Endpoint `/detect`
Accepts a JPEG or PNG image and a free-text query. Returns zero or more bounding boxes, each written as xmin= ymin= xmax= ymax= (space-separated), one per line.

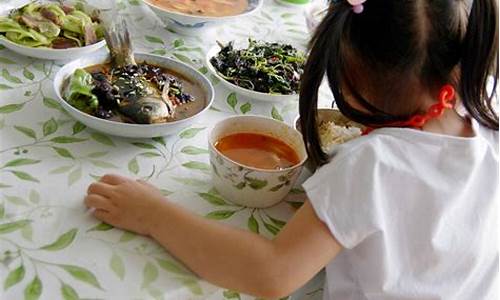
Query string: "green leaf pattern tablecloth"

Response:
xmin=0 ymin=1 xmax=329 ymax=299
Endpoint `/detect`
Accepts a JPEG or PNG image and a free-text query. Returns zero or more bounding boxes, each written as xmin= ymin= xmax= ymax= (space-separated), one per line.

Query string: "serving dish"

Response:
xmin=0 ymin=0 xmax=106 ymax=60
xmin=54 ymin=52 xmax=214 ymax=138
xmin=142 ymin=0 xmax=263 ymax=36
xmin=206 ymin=39 xmax=304 ymax=102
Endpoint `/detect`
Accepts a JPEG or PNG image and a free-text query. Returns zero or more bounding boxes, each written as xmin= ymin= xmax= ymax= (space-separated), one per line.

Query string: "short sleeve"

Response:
xmin=302 ymin=145 xmax=383 ymax=249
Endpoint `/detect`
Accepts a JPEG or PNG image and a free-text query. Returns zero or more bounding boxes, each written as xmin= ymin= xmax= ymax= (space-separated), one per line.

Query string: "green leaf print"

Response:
xmin=179 ymin=278 xmax=202 ymax=295
xmin=72 ymin=122 xmax=87 ymax=135
xmin=247 ymin=214 xmax=259 ymax=234
xmin=51 ymin=136 xmax=86 ymax=144
xmin=14 ymin=126 xmax=36 ymax=139
xmin=226 ymin=92 xmax=238 ymax=112
xmin=0 ymin=57 xmax=15 ymax=64
xmin=0 ymin=84 xmax=13 ymax=90
xmin=43 ymin=118 xmax=58 ymax=136
xmin=40 ymin=228 xmax=78 ymax=251
xmin=173 ymin=38 xmax=184 ymax=48
xmin=5 ymin=195 xmax=29 ymax=206
xmin=59 ymin=264 xmax=102 ymax=289
xmin=90 ymin=160 xmax=118 ymax=169
xmin=2 ymin=69 xmax=22 ymax=84
xmin=173 ymin=53 xmax=192 ymax=64
xmin=119 ymin=231 xmax=137 ymax=243
xmin=132 ymin=142 xmax=156 ymax=149
xmin=4 ymin=264 xmax=25 ymax=290
xmin=205 ymin=210 xmax=236 ymax=220
xmin=68 ymin=167 xmax=82 ymax=186
xmin=90 ymin=132 xmax=115 ymax=146
xmin=128 ymin=157 xmax=139 ymax=174
xmin=52 ymin=147 xmax=74 ymax=159
xmin=0 ymin=103 xmax=24 ymax=114
xmin=240 ymin=102 xmax=252 ymax=114
xmin=43 ymin=97 xmax=62 ymax=110
xmin=156 ymin=259 xmax=189 ymax=276
xmin=61 ymin=283 xmax=79 ymax=300
xmin=269 ymin=216 xmax=286 ymax=228
xmin=198 ymin=193 xmax=227 ymax=206
xmin=0 ymin=220 xmax=31 ymax=234
xmin=29 ymin=190 xmax=40 ymax=203
xmin=263 ymin=222 xmax=280 ymax=235
xmin=181 ymin=146 xmax=208 ymax=155
xmin=152 ymin=136 xmax=166 ymax=146
xmin=145 ymin=35 xmax=164 ymax=44
xmin=182 ymin=161 xmax=210 ymax=172
xmin=245 ymin=177 xmax=268 ymax=190
xmin=271 ymin=106 xmax=284 ymax=121
xmin=151 ymin=49 xmax=167 ymax=56
xmin=24 ymin=276 xmax=42 ymax=300
xmin=21 ymin=224 xmax=33 ymax=241
xmin=141 ymin=262 xmax=158 ymax=289
xmin=0 ymin=203 xmax=4 ymax=218
xmin=87 ymin=151 xmax=108 ymax=158
xmin=23 ymin=68 xmax=34 ymax=81
xmin=179 ymin=127 xmax=205 ymax=139
xmin=49 ymin=165 xmax=73 ymax=174
xmin=88 ymin=222 xmax=113 ymax=232
xmin=9 ymin=171 xmax=39 ymax=182
xmin=110 ymin=253 xmax=125 ymax=280
xmin=2 ymin=158 xmax=40 ymax=168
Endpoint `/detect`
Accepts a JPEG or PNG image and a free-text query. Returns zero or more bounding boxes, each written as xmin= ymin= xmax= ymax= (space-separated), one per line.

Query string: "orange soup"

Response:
xmin=147 ymin=0 xmax=249 ymax=17
xmin=215 ymin=133 xmax=300 ymax=170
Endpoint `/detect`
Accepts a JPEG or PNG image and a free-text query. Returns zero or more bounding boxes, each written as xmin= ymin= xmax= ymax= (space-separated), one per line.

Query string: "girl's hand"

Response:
xmin=84 ymin=174 xmax=166 ymax=236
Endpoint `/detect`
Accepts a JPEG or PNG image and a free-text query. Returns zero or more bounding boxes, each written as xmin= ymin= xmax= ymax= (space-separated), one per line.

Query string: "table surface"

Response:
xmin=0 ymin=1 xmax=331 ymax=299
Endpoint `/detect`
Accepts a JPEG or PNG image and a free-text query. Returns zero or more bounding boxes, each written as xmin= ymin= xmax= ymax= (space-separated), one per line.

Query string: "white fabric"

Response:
xmin=303 ymin=119 xmax=499 ymax=300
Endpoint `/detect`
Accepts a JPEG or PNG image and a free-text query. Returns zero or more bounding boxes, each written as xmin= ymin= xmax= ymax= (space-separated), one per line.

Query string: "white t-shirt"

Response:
xmin=303 ymin=119 xmax=499 ymax=300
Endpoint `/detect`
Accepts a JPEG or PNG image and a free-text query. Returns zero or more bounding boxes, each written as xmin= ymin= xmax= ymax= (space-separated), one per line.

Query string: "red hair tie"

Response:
xmin=362 ymin=85 xmax=456 ymax=135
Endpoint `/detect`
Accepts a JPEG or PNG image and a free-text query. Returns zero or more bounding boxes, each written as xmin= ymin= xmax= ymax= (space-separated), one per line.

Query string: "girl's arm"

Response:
xmin=85 ymin=174 xmax=342 ymax=299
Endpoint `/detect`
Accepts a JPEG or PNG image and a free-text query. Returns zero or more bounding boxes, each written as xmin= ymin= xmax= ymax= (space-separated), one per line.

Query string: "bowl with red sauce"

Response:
xmin=209 ymin=115 xmax=307 ymax=208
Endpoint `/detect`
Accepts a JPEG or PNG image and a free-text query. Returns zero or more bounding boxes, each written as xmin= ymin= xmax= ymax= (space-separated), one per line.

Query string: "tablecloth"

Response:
xmin=0 ymin=1 xmax=330 ymax=299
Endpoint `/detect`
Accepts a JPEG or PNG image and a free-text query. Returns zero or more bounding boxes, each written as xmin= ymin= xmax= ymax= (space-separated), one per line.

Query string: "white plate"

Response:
xmin=142 ymin=0 xmax=263 ymax=36
xmin=53 ymin=52 xmax=214 ymax=138
xmin=0 ymin=1 xmax=106 ymax=60
xmin=205 ymin=44 xmax=300 ymax=102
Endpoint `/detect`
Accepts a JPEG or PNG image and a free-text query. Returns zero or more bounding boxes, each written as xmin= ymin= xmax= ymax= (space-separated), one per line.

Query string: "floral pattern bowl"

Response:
xmin=142 ymin=0 xmax=263 ymax=36
xmin=209 ymin=115 xmax=307 ymax=208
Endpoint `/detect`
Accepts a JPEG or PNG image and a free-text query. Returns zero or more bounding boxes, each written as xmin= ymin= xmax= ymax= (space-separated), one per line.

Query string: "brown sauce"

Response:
xmin=83 ymin=61 xmax=206 ymax=123
xmin=147 ymin=0 xmax=248 ymax=17
xmin=215 ymin=133 xmax=300 ymax=170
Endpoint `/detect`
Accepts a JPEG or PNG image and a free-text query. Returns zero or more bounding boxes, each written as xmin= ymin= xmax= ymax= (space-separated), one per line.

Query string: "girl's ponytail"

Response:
xmin=299 ymin=3 xmax=351 ymax=166
xmin=459 ymin=0 xmax=499 ymax=130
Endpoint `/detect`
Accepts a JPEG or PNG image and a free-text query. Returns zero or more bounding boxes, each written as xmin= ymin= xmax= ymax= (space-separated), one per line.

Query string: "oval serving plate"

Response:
xmin=53 ymin=52 xmax=214 ymax=138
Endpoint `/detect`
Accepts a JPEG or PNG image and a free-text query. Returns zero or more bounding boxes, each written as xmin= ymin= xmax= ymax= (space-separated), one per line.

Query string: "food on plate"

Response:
xmin=215 ymin=133 xmax=300 ymax=170
xmin=210 ymin=39 xmax=305 ymax=95
xmin=62 ymin=20 xmax=203 ymax=124
xmin=0 ymin=1 xmax=103 ymax=48
xmin=146 ymin=0 xmax=249 ymax=17
xmin=318 ymin=119 xmax=362 ymax=152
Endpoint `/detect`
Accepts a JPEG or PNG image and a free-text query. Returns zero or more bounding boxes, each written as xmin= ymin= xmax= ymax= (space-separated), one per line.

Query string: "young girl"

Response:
xmin=84 ymin=0 xmax=499 ymax=299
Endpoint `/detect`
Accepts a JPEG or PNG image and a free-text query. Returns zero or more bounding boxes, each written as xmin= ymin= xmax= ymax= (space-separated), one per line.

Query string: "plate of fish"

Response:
xmin=53 ymin=19 xmax=214 ymax=138
xmin=0 ymin=1 xmax=106 ymax=60
xmin=206 ymin=39 xmax=305 ymax=102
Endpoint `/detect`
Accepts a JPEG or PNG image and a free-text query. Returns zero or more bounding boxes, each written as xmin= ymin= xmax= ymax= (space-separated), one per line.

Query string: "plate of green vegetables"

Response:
xmin=206 ymin=39 xmax=306 ymax=102
xmin=0 ymin=1 xmax=106 ymax=60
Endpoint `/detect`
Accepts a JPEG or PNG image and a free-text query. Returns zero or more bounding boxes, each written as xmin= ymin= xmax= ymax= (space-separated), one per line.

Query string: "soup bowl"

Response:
xmin=53 ymin=52 xmax=214 ymax=138
xmin=209 ymin=116 xmax=307 ymax=208
xmin=142 ymin=0 xmax=263 ymax=36
xmin=0 ymin=0 xmax=107 ymax=60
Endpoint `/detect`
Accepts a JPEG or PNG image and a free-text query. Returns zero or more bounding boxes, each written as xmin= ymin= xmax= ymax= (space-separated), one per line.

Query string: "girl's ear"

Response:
xmin=459 ymin=0 xmax=499 ymax=129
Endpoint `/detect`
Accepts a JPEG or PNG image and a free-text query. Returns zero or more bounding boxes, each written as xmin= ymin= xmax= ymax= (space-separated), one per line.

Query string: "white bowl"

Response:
xmin=142 ymin=0 xmax=263 ymax=36
xmin=209 ymin=115 xmax=307 ymax=208
xmin=0 ymin=1 xmax=106 ymax=60
xmin=206 ymin=44 xmax=300 ymax=102
xmin=53 ymin=52 xmax=214 ymax=138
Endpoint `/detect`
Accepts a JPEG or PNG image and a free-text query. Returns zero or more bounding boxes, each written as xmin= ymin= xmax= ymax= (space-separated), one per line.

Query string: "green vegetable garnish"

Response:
xmin=64 ymin=69 xmax=98 ymax=114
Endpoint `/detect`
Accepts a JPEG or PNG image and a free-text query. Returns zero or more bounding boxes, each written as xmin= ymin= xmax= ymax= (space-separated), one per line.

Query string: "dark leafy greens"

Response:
xmin=210 ymin=39 xmax=305 ymax=95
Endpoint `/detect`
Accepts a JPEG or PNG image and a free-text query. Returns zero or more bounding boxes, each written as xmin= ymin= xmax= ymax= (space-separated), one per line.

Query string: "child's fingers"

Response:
xmin=87 ymin=182 xmax=114 ymax=198
xmin=100 ymin=174 xmax=128 ymax=185
xmin=93 ymin=209 xmax=112 ymax=223
xmin=84 ymin=194 xmax=113 ymax=211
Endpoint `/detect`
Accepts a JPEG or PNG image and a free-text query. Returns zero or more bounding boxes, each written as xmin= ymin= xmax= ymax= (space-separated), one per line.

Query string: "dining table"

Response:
xmin=0 ymin=0 xmax=332 ymax=299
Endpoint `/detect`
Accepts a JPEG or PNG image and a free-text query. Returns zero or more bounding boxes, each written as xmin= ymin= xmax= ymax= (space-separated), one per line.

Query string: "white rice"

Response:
xmin=319 ymin=120 xmax=362 ymax=152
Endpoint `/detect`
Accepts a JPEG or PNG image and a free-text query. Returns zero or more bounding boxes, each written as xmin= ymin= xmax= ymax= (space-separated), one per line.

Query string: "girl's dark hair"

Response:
xmin=299 ymin=0 xmax=499 ymax=166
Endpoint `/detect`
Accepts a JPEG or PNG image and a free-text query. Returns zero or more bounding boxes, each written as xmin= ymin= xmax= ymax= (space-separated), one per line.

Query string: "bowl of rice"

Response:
xmin=295 ymin=108 xmax=365 ymax=156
